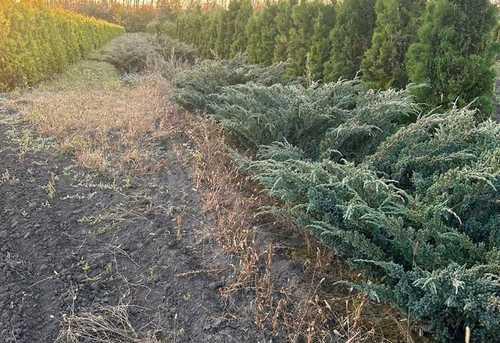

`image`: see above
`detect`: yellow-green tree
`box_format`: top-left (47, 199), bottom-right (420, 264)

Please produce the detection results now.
top-left (0, 0), bottom-right (123, 91)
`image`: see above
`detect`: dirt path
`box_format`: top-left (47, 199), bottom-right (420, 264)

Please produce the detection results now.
top-left (0, 104), bottom-right (271, 342)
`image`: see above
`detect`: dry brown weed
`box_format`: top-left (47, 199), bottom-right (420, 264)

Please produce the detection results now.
top-left (55, 305), bottom-right (161, 343)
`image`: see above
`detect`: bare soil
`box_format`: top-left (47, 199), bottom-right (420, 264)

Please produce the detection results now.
top-left (0, 103), bottom-right (276, 342)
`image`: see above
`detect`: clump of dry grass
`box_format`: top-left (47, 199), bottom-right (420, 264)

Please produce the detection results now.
top-left (15, 73), bottom-right (173, 175)
top-left (56, 305), bottom-right (160, 343)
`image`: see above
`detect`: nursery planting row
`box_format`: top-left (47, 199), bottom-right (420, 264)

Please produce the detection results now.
top-left (170, 0), bottom-right (497, 117)
top-left (0, 0), bottom-right (124, 91)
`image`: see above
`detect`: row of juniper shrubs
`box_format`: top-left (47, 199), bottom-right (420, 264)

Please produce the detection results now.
top-left (173, 57), bottom-right (500, 342)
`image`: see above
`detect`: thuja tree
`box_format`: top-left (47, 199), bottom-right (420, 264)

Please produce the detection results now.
top-left (176, 6), bottom-right (216, 58)
top-left (229, 0), bottom-right (254, 57)
top-left (307, 4), bottom-right (336, 81)
top-left (214, 0), bottom-right (254, 58)
top-left (407, 0), bottom-right (497, 118)
top-left (213, 6), bottom-right (230, 58)
top-left (175, 7), bottom-right (202, 47)
top-left (273, 0), bottom-right (296, 63)
top-left (362, 0), bottom-right (425, 89)
top-left (246, 4), bottom-right (279, 65)
top-left (324, 0), bottom-right (376, 81)
top-left (202, 10), bottom-right (220, 57)
top-left (286, 0), bottom-right (322, 78)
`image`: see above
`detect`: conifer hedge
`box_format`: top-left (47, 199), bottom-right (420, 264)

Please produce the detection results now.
top-left (0, 0), bottom-right (124, 91)
top-left (323, 0), bottom-right (376, 81)
top-left (175, 0), bottom-right (340, 77)
top-left (173, 0), bottom-right (498, 119)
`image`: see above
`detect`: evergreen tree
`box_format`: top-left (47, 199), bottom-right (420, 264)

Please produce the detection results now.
top-left (324, 0), bottom-right (376, 81)
top-left (202, 10), bottom-right (220, 58)
top-left (229, 0), bottom-right (254, 57)
top-left (286, 0), bottom-right (322, 77)
top-left (273, 0), bottom-right (296, 63)
top-left (214, 8), bottom-right (230, 58)
top-left (407, 0), bottom-right (497, 118)
top-left (361, 0), bottom-right (425, 89)
top-left (176, 6), bottom-right (212, 57)
top-left (245, 12), bottom-right (262, 64)
top-left (214, 0), bottom-right (250, 59)
top-left (246, 5), bottom-right (278, 65)
top-left (307, 3), bottom-right (336, 81)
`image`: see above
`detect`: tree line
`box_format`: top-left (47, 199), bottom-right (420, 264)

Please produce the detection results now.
top-left (175, 0), bottom-right (498, 117)
top-left (0, 0), bottom-right (124, 91)
top-left (44, 0), bottom-right (181, 31)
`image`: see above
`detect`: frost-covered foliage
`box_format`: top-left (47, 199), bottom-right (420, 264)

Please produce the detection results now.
top-left (210, 83), bottom-right (415, 160)
top-left (368, 107), bottom-right (499, 186)
top-left (354, 262), bottom-right (500, 342)
top-left (173, 59), bottom-right (499, 341)
top-left (319, 87), bottom-right (417, 162)
top-left (247, 152), bottom-right (488, 271)
top-left (244, 110), bottom-right (499, 341)
top-left (174, 58), bottom-right (290, 112)
top-left (207, 80), bottom-right (359, 156)
top-left (176, 60), bottom-right (416, 159)
top-left (367, 108), bottom-right (500, 247)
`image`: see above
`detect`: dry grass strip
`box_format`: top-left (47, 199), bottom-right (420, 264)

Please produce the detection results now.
top-left (14, 74), bottom-right (173, 176)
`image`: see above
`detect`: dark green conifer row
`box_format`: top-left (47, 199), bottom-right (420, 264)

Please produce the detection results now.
top-left (175, 0), bottom-right (498, 122)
